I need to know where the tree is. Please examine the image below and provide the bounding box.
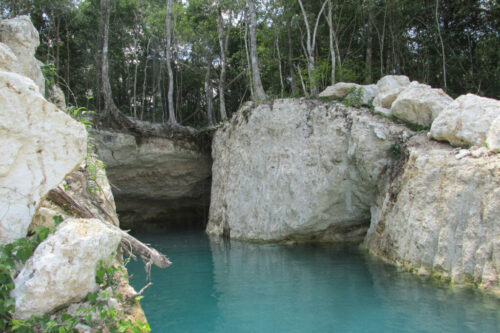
[298,0,328,96]
[165,0,178,125]
[247,0,267,101]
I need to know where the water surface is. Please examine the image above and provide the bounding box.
[128,230,500,332]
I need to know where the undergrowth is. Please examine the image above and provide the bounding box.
[0,217,149,332]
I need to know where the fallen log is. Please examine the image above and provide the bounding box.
[48,186,172,271]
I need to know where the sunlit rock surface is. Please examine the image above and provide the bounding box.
[365,134,500,292]
[319,82,377,106]
[391,82,453,127]
[0,71,87,244]
[430,94,500,147]
[12,218,121,319]
[373,75,410,109]
[0,15,45,93]
[207,99,411,241]
[487,115,500,152]
[94,130,212,228]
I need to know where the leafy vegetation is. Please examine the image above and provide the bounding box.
[342,87,364,108]
[1,0,497,128]
[0,224,150,332]
[0,217,62,331]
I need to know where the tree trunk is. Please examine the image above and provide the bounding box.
[217,7,231,121]
[247,0,267,101]
[275,24,284,97]
[326,0,336,85]
[365,2,373,84]
[204,54,215,126]
[298,0,328,96]
[165,0,177,125]
[287,19,298,95]
[100,0,114,122]
[244,15,255,99]
[435,0,447,89]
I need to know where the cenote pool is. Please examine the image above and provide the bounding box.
[128,230,500,332]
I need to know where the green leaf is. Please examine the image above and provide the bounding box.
[53,215,64,225]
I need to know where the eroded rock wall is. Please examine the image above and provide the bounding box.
[364,135,500,292]
[207,99,411,241]
[94,130,212,228]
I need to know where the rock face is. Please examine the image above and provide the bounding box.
[373,75,410,109]
[0,16,45,93]
[487,116,500,152]
[391,82,453,127]
[12,218,121,319]
[94,130,212,228]
[365,135,500,292]
[0,71,87,244]
[207,99,411,241]
[319,82,377,106]
[430,94,500,147]
[0,42,17,72]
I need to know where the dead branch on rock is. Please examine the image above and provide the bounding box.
[126,282,152,301]
[48,186,172,271]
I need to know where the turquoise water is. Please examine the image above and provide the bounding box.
[128,230,500,333]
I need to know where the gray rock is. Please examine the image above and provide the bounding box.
[430,93,500,147]
[94,130,212,227]
[373,75,410,109]
[0,71,87,244]
[12,218,121,319]
[391,82,453,127]
[207,99,411,241]
[364,134,500,292]
[0,16,45,93]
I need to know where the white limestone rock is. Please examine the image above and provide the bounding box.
[12,218,121,319]
[0,71,87,244]
[392,82,453,127]
[365,135,500,292]
[207,99,411,241]
[430,93,500,147]
[319,82,358,98]
[319,82,377,106]
[373,75,411,109]
[0,16,45,93]
[0,42,17,72]
[486,115,500,152]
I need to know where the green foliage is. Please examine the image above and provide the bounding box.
[69,106,94,129]
[390,143,402,160]
[0,217,63,330]
[41,64,57,88]
[342,87,364,108]
[2,255,149,332]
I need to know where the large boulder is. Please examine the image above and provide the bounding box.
[0,42,17,72]
[487,115,500,152]
[94,130,212,228]
[0,71,87,244]
[319,82,377,106]
[0,16,45,93]
[365,135,500,292]
[207,99,411,241]
[373,75,410,110]
[430,94,500,147]
[391,82,453,127]
[11,218,121,319]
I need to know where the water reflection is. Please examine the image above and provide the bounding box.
[129,231,500,333]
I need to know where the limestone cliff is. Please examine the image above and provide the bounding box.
[94,130,212,229]
[207,99,412,241]
[0,16,154,330]
[208,77,500,293]
[364,135,500,293]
